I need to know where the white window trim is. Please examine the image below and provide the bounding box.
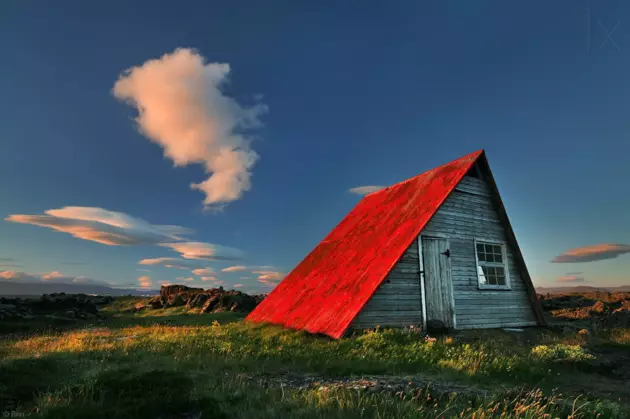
[474,238,511,290]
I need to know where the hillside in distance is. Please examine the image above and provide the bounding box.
[536,285,630,294]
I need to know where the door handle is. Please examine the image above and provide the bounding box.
[441,249,450,258]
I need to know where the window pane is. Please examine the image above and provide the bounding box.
[495,267,506,285]
[478,251,487,262]
[477,265,487,284]
[494,252,503,263]
[485,244,493,253]
[476,243,484,253]
[487,253,495,263]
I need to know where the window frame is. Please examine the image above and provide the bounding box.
[474,238,511,290]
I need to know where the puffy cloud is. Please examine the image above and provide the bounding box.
[113,48,267,208]
[557,275,586,283]
[5,207,191,246]
[138,257,210,270]
[552,244,630,263]
[348,186,384,196]
[1,270,110,286]
[137,275,152,288]
[192,268,214,276]
[161,241,243,260]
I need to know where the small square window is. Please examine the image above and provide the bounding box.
[475,241,509,289]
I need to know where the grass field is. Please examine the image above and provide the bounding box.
[1,296,629,418]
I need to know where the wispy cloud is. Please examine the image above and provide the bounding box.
[113,48,268,208]
[221,265,247,272]
[557,274,586,283]
[138,276,152,288]
[552,244,630,263]
[5,207,191,246]
[177,276,195,282]
[192,268,214,276]
[0,257,15,262]
[1,270,110,286]
[221,265,274,273]
[161,242,243,260]
[253,270,285,281]
[138,257,210,270]
[348,186,384,196]
[201,276,218,282]
[233,284,244,288]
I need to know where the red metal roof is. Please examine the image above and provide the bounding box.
[246,150,484,339]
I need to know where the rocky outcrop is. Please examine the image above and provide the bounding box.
[149,285,264,314]
[0,293,114,320]
[541,292,630,329]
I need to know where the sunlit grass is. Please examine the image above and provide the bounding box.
[1,299,628,418]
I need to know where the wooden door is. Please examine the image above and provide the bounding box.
[421,237,455,328]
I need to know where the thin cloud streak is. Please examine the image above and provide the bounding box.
[348,186,384,196]
[552,244,630,263]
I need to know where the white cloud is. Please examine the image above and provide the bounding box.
[161,241,243,260]
[221,264,274,273]
[192,268,214,276]
[113,48,268,208]
[221,265,247,272]
[5,207,191,246]
[201,276,218,282]
[253,270,285,281]
[139,257,211,270]
[138,275,152,288]
[0,270,110,286]
[348,186,384,196]
[257,278,278,287]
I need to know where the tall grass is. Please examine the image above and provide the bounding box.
[0,304,628,418]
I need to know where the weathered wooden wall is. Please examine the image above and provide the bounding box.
[422,175,538,328]
[350,240,423,329]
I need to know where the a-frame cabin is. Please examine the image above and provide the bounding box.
[246,150,546,339]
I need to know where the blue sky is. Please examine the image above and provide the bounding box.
[1,0,629,292]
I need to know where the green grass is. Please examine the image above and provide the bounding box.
[0,298,628,418]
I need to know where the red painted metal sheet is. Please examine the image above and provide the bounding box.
[246,150,484,339]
